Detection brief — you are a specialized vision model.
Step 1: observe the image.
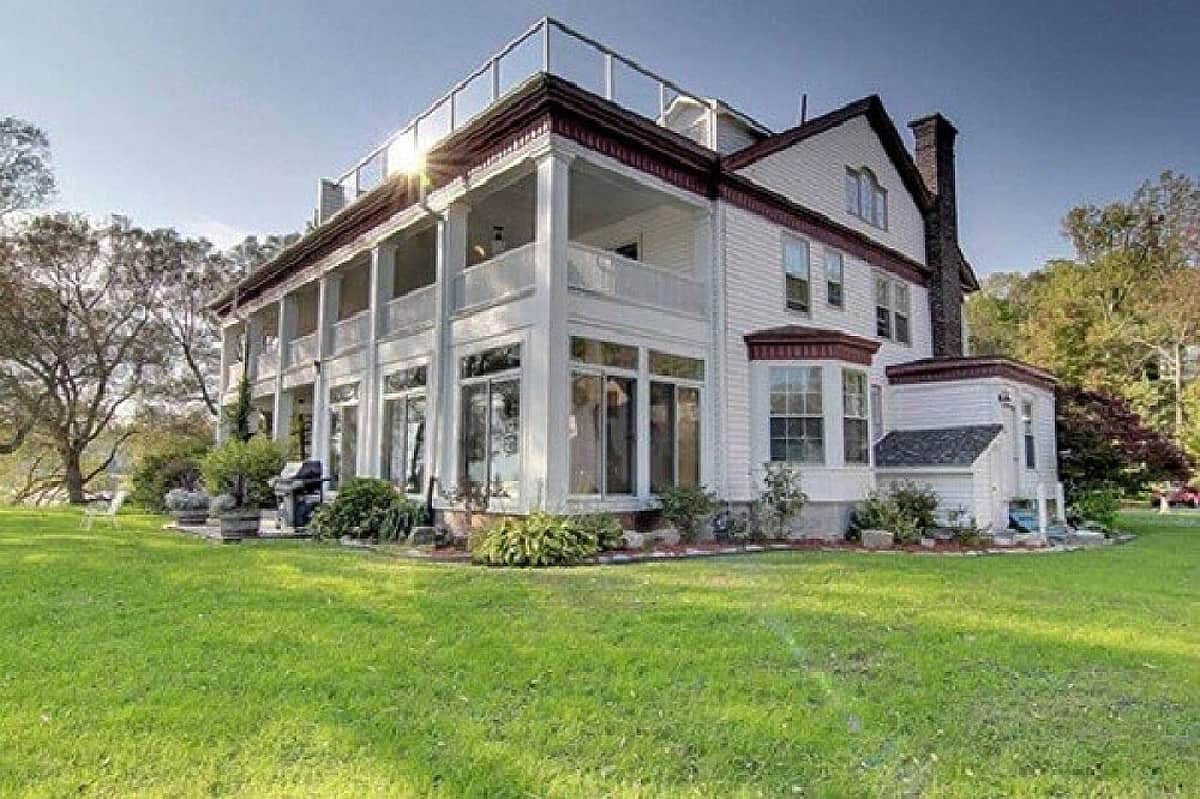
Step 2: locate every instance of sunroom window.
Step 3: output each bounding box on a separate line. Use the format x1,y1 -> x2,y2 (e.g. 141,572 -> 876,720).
381,364 -> 427,495
459,344 -> 521,499
649,350 -> 704,493
569,337 -> 638,496
328,381 -> 360,490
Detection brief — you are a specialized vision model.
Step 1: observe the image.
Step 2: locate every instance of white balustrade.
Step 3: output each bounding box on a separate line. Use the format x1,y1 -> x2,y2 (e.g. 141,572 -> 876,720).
453,243 -> 536,312
331,310 -> 370,353
567,243 -> 706,316
256,348 -> 279,379
386,284 -> 436,335
288,332 -> 318,367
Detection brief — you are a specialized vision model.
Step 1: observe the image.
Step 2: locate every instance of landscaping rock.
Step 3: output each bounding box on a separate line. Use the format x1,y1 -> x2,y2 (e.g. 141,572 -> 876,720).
861,529 -> 893,550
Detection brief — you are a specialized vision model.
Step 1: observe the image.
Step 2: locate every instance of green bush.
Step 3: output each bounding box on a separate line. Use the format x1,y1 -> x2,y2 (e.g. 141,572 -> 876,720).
310,478 -> 427,541
657,484 -> 718,542
201,435 -> 285,509
756,463 -> 808,538
472,513 -> 600,567
849,482 -> 941,545
884,480 -> 939,533
569,513 -> 626,551
130,436 -> 210,512
1069,488 -> 1121,530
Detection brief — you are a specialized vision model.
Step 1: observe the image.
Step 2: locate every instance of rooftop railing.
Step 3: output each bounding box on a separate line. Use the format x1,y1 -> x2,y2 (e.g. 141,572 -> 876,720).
318,18 -> 741,225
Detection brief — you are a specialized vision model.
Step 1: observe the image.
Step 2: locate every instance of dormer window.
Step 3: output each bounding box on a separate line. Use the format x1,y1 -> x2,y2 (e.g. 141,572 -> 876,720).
845,167 -> 888,229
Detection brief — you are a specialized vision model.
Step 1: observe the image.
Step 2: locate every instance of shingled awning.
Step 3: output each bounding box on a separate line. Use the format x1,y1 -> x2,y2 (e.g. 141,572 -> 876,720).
874,424 -> 1003,468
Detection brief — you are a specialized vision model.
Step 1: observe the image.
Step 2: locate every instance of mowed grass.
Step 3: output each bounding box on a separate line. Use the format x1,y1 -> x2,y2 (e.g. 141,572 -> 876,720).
0,510 -> 1197,798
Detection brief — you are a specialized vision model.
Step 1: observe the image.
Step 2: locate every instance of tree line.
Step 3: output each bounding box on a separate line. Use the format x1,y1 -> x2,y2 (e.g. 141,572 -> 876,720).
966,171 -> 1196,498
0,116 -> 297,503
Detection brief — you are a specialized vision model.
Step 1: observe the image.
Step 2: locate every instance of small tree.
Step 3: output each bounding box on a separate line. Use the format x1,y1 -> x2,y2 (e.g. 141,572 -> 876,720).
657,484 -> 717,543
756,463 -> 808,539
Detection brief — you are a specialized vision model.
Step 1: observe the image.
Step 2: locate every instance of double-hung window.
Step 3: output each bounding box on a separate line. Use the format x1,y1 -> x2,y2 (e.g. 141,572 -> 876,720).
846,167 -> 888,229
381,364 -> 427,495
842,370 -> 869,465
875,275 -> 912,346
569,337 -> 638,496
459,343 -> 522,499
649,350 -> 704,493
784,237 -> 811,313
328,381 -> 360,490
825,250 -> 844,308
768,366 -> 824,464
1022,400 -> 1036,469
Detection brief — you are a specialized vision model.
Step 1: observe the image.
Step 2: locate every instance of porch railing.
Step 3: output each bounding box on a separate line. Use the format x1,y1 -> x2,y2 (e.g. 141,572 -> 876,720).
256,348 -> 279,379
567,242 -> 707,316
318,18 -> 757,224
331,310 -> 370,353
453,242 -> 536,312
386,283 -> 437,335
288,332 -> 318,367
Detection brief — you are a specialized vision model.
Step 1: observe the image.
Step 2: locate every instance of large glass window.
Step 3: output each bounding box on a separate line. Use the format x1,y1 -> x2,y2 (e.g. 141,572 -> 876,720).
784,238 -> 811,313
875,276 -> 892,339
569,338 -> 638,496
769,366 -> 824,464
459,345 -> 521,499
825,250 -> 844,308
843,370 -> 869,465
1022,400 -> 1036,470
328,382 -> 360,490
649,351 -> 703,493
381,364 -> 427,494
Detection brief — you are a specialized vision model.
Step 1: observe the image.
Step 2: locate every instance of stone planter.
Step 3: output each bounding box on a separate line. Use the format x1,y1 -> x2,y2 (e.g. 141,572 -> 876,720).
861,529 -> 894,550
217,510 -> 260,541
172,510 -> 209,527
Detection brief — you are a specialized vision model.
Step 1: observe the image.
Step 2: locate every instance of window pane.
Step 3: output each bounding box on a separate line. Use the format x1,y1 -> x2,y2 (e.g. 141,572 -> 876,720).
876,306 -> 892,339
677,386 -> 700,488
784,239 -> 810,278
845,418 -> 869,464
845,169 -> 860,216
875,187 -> 887,228
786,275 -> 810,312
340,405 -> 358,485
381,398 -> 403,486
328,409 -> 341,489
384,364 -> 427,394
489,379 -> 521,498
649,350 -> 705,380
404,397 -> 426,494
460,343 -> 521,378
605,376 -> 637,494
330,382 -> 359,405
570,336 -> 638,370
569,372 -> 601,495
460,383 -> 489,488
826,251 -> 844,307
650,382 -> 675,492
895,313 -> 910,345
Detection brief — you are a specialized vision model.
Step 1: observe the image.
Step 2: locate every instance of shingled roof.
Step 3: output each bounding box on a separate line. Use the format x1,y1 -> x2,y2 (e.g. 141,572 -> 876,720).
874,424 -> 1003,469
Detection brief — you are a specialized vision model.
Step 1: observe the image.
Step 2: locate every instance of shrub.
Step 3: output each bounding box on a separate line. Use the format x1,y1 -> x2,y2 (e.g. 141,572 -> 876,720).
657,484 -> 718,542
1068,488 -> 1121,530
884,480 -> 939,534
309,478 -> 427,541
201,435 -> 285,509
164,488 -> 210,513
569,513 -> 626,551
130,436 -> 210,512
711,503 -> 754,542
849,482 -> 941,545
472,513 -> 599,567
756,463 -> 808,538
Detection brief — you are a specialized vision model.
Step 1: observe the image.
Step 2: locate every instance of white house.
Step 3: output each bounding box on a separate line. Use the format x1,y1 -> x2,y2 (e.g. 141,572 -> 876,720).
211,18 -> 1062,537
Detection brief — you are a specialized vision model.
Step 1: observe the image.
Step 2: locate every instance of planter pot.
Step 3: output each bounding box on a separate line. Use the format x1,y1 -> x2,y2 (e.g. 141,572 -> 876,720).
217,510 -> 260,540
861,529 -> 894,550
172,510 -> 209,527
920,537 -> 937,549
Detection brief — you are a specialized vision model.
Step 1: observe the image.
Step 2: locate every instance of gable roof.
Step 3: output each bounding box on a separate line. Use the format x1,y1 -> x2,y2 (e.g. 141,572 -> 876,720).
874,424 -> 1003,469
722,94 -> 934,213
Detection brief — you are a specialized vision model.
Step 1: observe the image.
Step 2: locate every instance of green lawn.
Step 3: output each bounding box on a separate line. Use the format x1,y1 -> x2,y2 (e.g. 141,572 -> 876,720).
1,510 -> 1197,798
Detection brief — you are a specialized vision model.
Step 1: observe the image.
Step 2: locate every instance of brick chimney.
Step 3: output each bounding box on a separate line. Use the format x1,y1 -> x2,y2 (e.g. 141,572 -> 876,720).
908,113 -> 964,357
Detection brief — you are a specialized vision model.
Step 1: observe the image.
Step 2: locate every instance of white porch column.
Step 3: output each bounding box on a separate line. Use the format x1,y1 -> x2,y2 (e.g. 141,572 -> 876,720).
636,344 -> 652,499
360,241 -> 396,477
312,272 -> 342,476
216,322 -> 236,443
527,150 -> 572,512
1036,482 -> 1049,538
430,204 -> 469,499
273,293 -> 298,450
1054,481 -> 1066,523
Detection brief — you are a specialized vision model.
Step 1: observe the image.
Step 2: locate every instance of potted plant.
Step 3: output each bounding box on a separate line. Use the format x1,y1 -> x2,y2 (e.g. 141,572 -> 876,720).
201,435 -> 285,541
164,488 -> 210,527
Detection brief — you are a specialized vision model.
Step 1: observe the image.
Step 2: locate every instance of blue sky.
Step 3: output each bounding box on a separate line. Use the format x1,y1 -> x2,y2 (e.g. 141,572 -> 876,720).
2,0 -> 1197,274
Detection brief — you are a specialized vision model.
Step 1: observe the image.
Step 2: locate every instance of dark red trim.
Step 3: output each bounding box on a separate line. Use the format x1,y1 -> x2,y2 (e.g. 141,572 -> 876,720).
744,325 -> 881,366
886,357 -> 1057,391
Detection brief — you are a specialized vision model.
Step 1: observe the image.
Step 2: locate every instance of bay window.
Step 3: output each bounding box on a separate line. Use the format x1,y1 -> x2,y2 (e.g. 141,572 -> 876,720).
459,343 -> 522,499
842,370 -> 869,465
381,364 -> 427,494
328,381 -> 359,490
769,366 -> 824,464
568,337 -> 638,496
649,350 -> 703,492
784,237 -> 811,313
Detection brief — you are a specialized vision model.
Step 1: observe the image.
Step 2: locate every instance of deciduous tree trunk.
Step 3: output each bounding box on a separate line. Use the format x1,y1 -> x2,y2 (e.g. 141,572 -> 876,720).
62,450 -> 85,505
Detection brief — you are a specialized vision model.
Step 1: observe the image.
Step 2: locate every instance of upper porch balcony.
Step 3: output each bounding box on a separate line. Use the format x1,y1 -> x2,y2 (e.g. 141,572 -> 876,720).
315,17 -> 768,226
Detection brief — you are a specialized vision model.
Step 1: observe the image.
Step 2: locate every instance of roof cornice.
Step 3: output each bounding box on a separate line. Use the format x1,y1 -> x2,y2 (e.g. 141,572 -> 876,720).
886,356 -> 1057,391
744,325 -> 881,365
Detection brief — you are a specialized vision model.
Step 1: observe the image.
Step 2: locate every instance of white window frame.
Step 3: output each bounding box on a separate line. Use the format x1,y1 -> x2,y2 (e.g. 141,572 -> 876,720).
875,273 -> 912,347
825,249 -> 845,309
846,166 -> 888,230
768,365 -> 825,466
1022,399 -> 1036,470
455,340 -> 524,505
327,378 -> 361,490
648,350 -> 705,494
782,235 -> 811,315
568,338 -> 640,499
842,369 -> 870,466
380,361 -> 428,497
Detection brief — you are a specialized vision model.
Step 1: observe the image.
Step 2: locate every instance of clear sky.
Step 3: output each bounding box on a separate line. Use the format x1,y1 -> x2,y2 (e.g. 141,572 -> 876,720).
2,0 -> 1197,274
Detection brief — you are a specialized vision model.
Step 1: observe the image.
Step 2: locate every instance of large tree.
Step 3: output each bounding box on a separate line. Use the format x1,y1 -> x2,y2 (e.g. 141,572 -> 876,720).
0,117 -> 54,220
0,215 -> 170,502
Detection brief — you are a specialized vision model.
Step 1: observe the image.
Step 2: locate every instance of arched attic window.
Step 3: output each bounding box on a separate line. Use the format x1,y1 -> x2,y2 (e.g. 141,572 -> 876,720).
845,166 -> 888,230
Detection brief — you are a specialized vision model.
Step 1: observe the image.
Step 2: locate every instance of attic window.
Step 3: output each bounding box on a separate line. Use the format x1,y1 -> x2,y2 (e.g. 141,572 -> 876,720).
846,167 -> 888,229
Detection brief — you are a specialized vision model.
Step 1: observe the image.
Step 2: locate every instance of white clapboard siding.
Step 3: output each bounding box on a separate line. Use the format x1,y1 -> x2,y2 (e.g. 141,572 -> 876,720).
571,204 -> 697,274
